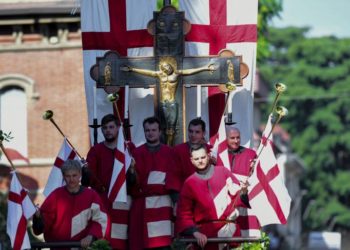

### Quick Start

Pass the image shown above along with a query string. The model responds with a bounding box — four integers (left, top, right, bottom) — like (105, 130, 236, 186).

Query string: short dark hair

(101, 114, 120, 127)
(190, 144, 208, 155)
(188, 118, 206, 132)
(143, 116, 161, 130)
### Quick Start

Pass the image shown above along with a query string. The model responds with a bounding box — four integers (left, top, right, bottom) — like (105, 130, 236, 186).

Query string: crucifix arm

(120, 65, 158, 77)
(178, 63, 217, 76)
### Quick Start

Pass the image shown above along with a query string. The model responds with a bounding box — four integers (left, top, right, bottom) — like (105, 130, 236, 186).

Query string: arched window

(0, 74, 38, 161)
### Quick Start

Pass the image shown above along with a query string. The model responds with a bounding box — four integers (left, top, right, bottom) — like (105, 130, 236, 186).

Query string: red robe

(176, 166, 248, 250)
(215, 146, 261, 237)
(216, 146, 257, 181)
(37, 186, 107, 243)
(129, 144, 174, 250)
(86, 142, 135, 249)
(168, 143, 212, 192)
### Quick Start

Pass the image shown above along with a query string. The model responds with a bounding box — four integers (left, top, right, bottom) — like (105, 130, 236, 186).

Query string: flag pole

(247, 106, 288, 181)
(230, 83, 287, 209)
(107, 92, 127, 138)
(250, 82, 287, 169)
(0, 134, 36, 207)
(229, 107, 288, 210)
(107, 91, 133, 152)
(0, 140, 16, 171)
(42, 110, 82, 159)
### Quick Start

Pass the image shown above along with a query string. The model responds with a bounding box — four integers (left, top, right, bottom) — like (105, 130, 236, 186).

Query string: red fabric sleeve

(175, 185, 196, 235)
(86, 191, 108, 239)
(86, 147, 105, 193)
(39, 191, 58, 240)
(165, 147, 182, 192)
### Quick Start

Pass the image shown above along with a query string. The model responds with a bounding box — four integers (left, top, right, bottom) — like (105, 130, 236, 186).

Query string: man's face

(144, 122, 161, 144)
(63, 169, 81, 191)
(190, 148, 209, 170)
(188, 124, 205, 144)
(101, 121, 119, 142)
(227, 129, 241, 150)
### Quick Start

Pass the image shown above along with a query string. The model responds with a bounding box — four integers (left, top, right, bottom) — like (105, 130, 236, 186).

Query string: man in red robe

(176, 146, 251, 250)
(213, 126, 260, 237)
(33, 159, 107, 249)
(168, 118, 213, 194)
(86, 114, 135, 249)
(215, 127, 257, 181)
(128, 117, 174, 250)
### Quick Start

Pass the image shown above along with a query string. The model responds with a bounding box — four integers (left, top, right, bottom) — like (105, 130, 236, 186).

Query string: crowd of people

(32, 114, 259, 250)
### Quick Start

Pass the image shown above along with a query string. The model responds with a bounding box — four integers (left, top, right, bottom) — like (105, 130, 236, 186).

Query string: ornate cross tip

(276, 106, 288, 117)
(107, 92, 119, 102)
(43, 110, 54, 120)
(225, 82, 236, 92)
(275, 83, 287, 93)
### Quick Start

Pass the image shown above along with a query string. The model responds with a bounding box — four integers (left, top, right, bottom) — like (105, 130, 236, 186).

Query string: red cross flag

(7, 172, 36, 250)
(211, 116, 262, 237)
(108, 127, 132, 203)
(180, 0, 258, 146)
(80, 0, 258, 145)
(81, 0, 156, 145)
(248, 114, 292, 226)
(43, 138, 80, 197)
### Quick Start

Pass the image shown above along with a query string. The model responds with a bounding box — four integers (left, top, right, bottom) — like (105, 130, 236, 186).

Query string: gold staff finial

(42, 110, 82, 158)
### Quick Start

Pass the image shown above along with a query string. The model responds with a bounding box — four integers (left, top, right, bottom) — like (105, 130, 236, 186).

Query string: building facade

(0, 0, 90, 203)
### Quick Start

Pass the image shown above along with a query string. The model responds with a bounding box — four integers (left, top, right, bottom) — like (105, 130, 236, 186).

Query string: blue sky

(271, 0, 350, 38)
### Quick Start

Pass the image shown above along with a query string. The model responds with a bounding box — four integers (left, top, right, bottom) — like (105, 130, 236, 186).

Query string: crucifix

(90, 5, 249, 145)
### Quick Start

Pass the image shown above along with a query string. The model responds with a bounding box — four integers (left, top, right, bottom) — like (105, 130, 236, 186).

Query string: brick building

(0, 0, 90, 203)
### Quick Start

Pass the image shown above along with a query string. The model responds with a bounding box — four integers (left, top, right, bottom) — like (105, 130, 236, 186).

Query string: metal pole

(178, 237, 263, 243)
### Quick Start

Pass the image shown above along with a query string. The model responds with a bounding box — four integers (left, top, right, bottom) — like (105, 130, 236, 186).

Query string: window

(0, 86, 28, 157)
(0, 74, 37, 161)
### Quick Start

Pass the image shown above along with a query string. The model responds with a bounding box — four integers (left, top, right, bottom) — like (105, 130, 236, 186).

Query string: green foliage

(257, 0, 283, 62)
(235, 232, 270, 250)
(157, 0, 178, 9)
(258, 26, 350, 231)
(0, 130, 13, 143)
(88, 239, 112, 250)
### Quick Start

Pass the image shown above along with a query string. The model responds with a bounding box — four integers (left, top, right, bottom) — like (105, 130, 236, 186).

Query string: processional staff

(42, 110, 82, 159)
(0, 130, 36, 207)
(247, 82, 288, 178)
(230, 83, 288, 210)
(256, 82, 287, 158)
(107, 91, 132, 143)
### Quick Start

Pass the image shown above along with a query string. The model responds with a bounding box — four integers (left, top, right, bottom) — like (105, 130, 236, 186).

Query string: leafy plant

(235, 232, 270, 250)
(0, 130, 13, 143)
(88, 239, 112, 250)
